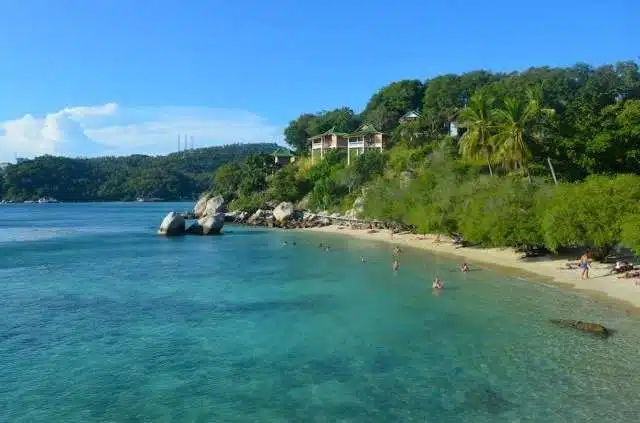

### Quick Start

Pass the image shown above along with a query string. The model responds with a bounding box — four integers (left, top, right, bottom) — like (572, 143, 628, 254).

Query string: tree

(284, 113, 316, 153)
(308, 107, 361, 136)
(267, 165, 310, 203)
(362, 80, 424, 132)
(492, 89, 552, 180)
(211, 163, 242, 200)
(352, 150, 387, 187)
(457, 92, 497, 175)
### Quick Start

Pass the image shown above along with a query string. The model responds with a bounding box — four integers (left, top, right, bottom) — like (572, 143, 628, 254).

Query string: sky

(0, 0, 637, 162)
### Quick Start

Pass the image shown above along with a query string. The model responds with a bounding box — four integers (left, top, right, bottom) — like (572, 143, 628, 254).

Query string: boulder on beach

(550, 319, 610, 337)
(158, 212, 185, 236)
(186, 213, 225, 235)
(273, 202, 295, 223)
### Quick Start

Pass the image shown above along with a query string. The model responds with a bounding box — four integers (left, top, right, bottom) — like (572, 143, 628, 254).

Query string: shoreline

(302, 225, 640, 315)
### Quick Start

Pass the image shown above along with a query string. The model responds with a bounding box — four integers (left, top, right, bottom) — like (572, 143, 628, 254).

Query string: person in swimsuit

(578, 252, 591, 280)
(392, 260, 400, 271)
(460, 262, 469, 272)
(432, 277, 444, 290)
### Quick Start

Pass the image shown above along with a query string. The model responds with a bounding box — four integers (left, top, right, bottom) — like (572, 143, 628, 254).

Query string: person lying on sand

(558, 263, 578, 270)
(613, 261, 634, 273)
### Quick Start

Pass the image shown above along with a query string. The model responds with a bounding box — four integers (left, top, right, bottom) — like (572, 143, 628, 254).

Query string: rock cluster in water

(158, 194, 226, 236)
(159, 194, 401, 236)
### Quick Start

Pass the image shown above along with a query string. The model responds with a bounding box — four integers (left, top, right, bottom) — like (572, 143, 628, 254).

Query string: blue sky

(0, 0, 637, 161)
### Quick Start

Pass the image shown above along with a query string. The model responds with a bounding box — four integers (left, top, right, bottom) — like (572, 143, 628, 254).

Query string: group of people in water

(389, 245, 471, 291)
(292, 239, 475, 291)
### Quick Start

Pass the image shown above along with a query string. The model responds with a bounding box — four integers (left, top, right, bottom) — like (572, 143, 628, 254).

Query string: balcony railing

(348, 140, 383, 148)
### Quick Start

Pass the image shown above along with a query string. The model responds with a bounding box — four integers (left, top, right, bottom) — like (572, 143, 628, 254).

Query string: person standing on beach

(578, 252, 591, 280)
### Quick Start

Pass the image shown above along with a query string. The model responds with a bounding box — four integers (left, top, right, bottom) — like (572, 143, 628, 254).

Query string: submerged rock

(158, 212, 185, 236)
(550, 319, 610, 337)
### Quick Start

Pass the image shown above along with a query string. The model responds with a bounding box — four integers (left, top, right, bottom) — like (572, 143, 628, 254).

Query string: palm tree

(458, 92, 496, 175)
(492, 88, 553, 181)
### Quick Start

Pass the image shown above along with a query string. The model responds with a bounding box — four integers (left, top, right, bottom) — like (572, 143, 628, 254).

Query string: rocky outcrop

(203, 195, 226, 217)
(158, 212, 186, 236)
(273, 202, 294, 223)
(193, 194, 226, 218)
(193, 195, 209, 218)
(550, 319, 610, 337)
(186, 213, 225, 235)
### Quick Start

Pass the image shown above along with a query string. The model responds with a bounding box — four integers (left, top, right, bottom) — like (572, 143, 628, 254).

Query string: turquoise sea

(1, 203, 639, 422)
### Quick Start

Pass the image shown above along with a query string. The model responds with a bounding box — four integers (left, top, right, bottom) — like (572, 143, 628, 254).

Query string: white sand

(304, 225, 640, 313)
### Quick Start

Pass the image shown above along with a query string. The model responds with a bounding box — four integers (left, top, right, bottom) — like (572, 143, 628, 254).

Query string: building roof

(308, 126, 350, 140)
(349, 123, 381, 136)
(272, 147, 294, 157)
(400, 110, 420, 121)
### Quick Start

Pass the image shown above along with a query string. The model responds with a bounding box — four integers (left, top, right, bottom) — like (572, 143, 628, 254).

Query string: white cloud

(0, 103, 283, 162)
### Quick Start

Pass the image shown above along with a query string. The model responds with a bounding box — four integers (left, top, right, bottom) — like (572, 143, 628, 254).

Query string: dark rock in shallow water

(158, 212, 185, 236)
(550, 319, 610, 337)
(185, 214, 225, 235)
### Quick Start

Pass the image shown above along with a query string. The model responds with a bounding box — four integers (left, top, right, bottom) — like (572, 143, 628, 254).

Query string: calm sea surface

(0, 203, 638, 422)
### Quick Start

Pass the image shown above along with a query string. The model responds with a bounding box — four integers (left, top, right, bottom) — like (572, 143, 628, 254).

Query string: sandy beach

(305, 225, 640, 314)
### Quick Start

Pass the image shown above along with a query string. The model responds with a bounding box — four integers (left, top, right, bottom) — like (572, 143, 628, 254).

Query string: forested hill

(0, 143, 279, 202)
(205, 61, 640, 256)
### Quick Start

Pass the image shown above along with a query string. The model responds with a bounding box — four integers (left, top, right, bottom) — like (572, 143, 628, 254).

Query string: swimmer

(392, 260, 400, 271)
(361, 256, 367, 263)
(432, 277, 444, 290)
(460, 262, 469, 272)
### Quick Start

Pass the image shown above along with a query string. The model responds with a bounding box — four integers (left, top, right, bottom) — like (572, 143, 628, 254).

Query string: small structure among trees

(271, 147, 296, 166)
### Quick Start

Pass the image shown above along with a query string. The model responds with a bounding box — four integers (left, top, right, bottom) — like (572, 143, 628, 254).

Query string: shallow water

(1, 203, 638, 422)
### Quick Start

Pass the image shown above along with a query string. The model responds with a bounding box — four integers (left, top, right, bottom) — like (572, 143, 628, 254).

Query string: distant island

(0, 143, 279, 202)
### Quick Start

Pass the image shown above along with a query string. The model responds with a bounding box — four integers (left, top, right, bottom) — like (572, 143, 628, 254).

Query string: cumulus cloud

(0, 103, 283, 162)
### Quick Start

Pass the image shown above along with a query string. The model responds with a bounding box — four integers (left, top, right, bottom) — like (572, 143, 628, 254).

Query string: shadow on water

(455, 385, 516, 416)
